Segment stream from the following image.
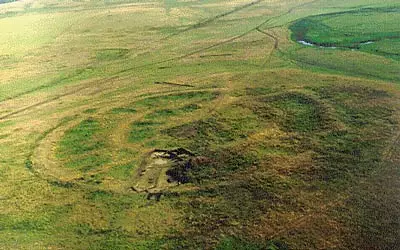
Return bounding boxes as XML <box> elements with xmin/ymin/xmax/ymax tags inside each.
<box><xmin>298</xmin><ymin>40</ymin><xmax>374</xmax><ymax>49</ymax></box>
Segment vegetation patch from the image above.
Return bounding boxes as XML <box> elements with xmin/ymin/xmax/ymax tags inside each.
<box><xmin>145</xmin><ymin>109</ymin><xmax>176</xmax><ymax>120</ymax></box>
<box><xmin>360</xmin><ymin>38</ymin><xmax>400</xmax><ymax>60</ymax></box>
<box><xmin>96</xmin><ymin>48</ymin><xmax>129</xmax><ymax>61</ymax></box>
<box><xmin>0</xmin><ymin>205</ymin><xmax>69</xmax><ymax>234</ymax></box>
<box><xmin>133</xmin><ymin>91</ymin><xmax>219</xmax><ymax>108</ymax></box>
<box><xmin>0</xmin><ymin>120</ymin><xmax>15</xmax><ymax>128</ymax></box>
<box><xmin>290</xmin><ymin>8</ymin><xmax>400</xmax><ymax>57</ymax></box>
<box><xmin>164</xmin><ymin>106</ymin><xmax>260</xmax><ymax>150</ymax></box>
<box><xmin>58</xmin><ymin>119</ymin><xmax>103</xmax><ymax>155</ymax></box>
<box><xmin>83</xmin><ymin>108</ymin><xmax>97</xmax><ymax>114</ymax></box>
<box><xmin>162</xmin><ymin>80</ymin><xmax>397</xmax><ymax>248</ymax></box>
<box><xmin>180</xmin><ymin>104</ymin><xmax>200</xmax><ymax>112</ymax></box>
<box><xmin>57</xmin><ymin>118</ymin><xmax>109</xmax><ymax>171</ymax></box>
<box><xmin>170</xmin><ymin>169</ymin><xmax>294</xmax><ymax>248</ymax></box>
<box><xmin>245</xmin><ymin>87</ymin><xmax>277</xmax><ymax>96</ymax></box>
<box><xmin>286</xmin><ymin>47</ymin><xmax>400</xmax><ymax>81</ymax></box>
<box><xmin>216</xmin><ymin>237</ymin><xmax>272</xmax><ymax>250</ymax></box>
<box><xmin>72</xmin><ymin>223</ymin><xmax>134</xmax><ymax>250</ymax></box>
<box><xmin>145</xmin><ymin>104</ymin><xmax>200</xmax><ymax>120</ymax></box>
<box><xmin>111</xmin><ymin>107</ymin><xmax>137</xmax><ymax>114</ymax></box>
<box><xmin>108</xmin><ymin>163</ymin><xmax>135</xmax><ymax>181</ymax></box>
<box><xmin>65</xmin><ymin>154</ymin><xmax>109</xmax><ymax>172</ymax></box>
<box><xmin>129</xmin><ymin>121</ymin><xmax>162</xmax><ymax>143</ymax></box>
<box><xmin>0</xmin><ymin>0</ymin><xmax>17</xmax><ymax>4</ymax></box>
<box><xmin>309</xmin><ymin>85</ymin><xmax>395</xmax><ymax>181</ymax></box>
<box><xmin>0</xmin><ymin>134</ymin><xmax>9</xmax><ymax>139</ymax></box>
<box><xmin>263</xmin><ymin>92</ymin><xmax>331</xmax><ymax>133</ymax></box>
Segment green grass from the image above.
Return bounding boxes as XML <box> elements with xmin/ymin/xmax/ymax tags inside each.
<box><xmin>111</xmin><ymin>107</ymin><xmax>137</xmax><ymax>114</ymax></box>
<box><xmin>261</xmin><ymin>92</ymin><xmax>330</xmax><ymax>133</ymax></box>
<box><xmin>145</xmin><ymin>109</ymin><xmax>176</xmax><ymax>119</ymax></box>
<box><xmin>0</xmin><ymin>0</ymin><xmax>399</xmax><ymax>249</ymax></box>
<box><xmin>96</xmin><ymin>48</ymin><xmax>129</xmax><ymax>61</ymax></box>
<box><xmin>285</xmin><ymin>47</ymin><xmax>400</xmax><ymax>81</ymax></box>
<box><xmin>129</xmin><ymin>121</ymin><xmax>161</xmax><ymax>143</ymax></box>
<box><xmin>133</xmin><ymin>92</ymin><xmax>219</xmax><ymax>108</ymax></box>
<box><xmin>145</xmin><ymin>104</ymin><xmax>200</xmax><ymax>119</ymax></box>
<box><xmin>158</xmin><ymin>76</ymin><xmax>397</xmax><ymax>248</ymax></box>
<box><xmin>360</xmin><ymin>38</ymin><xmax>400</xmax><ymax>59</ymax></box>
<box><xmin>83</xmin><ymin>108</ymin><xmax>97</xmax><ymax>114</ymax></box>
<box><xmin>0</xmin><ymin>120</ymin><xmax>15</xmax><ymax>128</ymax></box>
<box><xmin>164</xmin><ymin>106</ymin><xmax>261</xmax><ymax>151</ymax></box>
<box><xmin>288</xmin><ymin>7</ymin><xmax>400</xmax><ymax>81</ymax></box>
<box><xmin>0</xmin><ymin>0</ymin><xmax>17</xmax><ymax>3</ymax></box>
<box><xmin>108</xmin><ymin>163</ymin><xmax>135</xmax><ymax>181</ymax></box>
<box><xmin>58</xmin><ymin>119</ymin><xmax>103</xmax><ymax>156</ymax></box>
<box><xmin>216</xmin><ymin>237</ymin><xmax>278</xmax><ymax>250</ymax></box>
<box><xmin>290</xmin><ymin>8</ymin><xmax>400</xmax><ymax>52</ymax></box>
<box><xmin>57</xmin><ymin>118</ymin><xmax>110</xmax><ymax>171</ymax></box>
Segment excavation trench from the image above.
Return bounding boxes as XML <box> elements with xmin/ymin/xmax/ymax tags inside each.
<box><xmin>132</xmin><ymin>148</ymin><xmax>202</xmax><ymax>199</ymax></box>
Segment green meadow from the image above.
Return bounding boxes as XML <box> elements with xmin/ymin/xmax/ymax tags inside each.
<box><xmin>0</xmin><ymin>0</ymin><xmax>399</xmax><ymax>249</ymax></box>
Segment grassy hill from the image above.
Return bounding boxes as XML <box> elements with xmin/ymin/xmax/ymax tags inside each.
<box><xmin>0</xmin><ymin>0</ymin><xmax>399</xmax><ymax>249</ymax></box>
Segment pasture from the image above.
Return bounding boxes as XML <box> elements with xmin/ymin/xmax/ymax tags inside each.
<box><xmin>0</xmin><ymin>0</ymin><xmax>399</xmax><ymax>249</ymax></box>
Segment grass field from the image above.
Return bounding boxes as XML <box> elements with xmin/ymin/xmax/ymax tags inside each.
<box><xmin>0</xmin><ymin>0</ymin><xmax>399</xmax><ymax>249</ymax></box>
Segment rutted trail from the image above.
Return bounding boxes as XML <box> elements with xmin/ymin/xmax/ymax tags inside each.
<box><xmin>0</xmin><ymin>0</ymin><xmax>322</xmax><ymax>122</ymax></box>
<box><xmin>163</xmin><ymin>0</ymin><xmax>264</xmax><ymax>40</ymax></box>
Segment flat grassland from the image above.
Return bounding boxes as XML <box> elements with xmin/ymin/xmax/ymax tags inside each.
<box><xmin>0</xmin><ymin>0</ymin><xmax>399</xmax><ymax>249</ymax></box>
